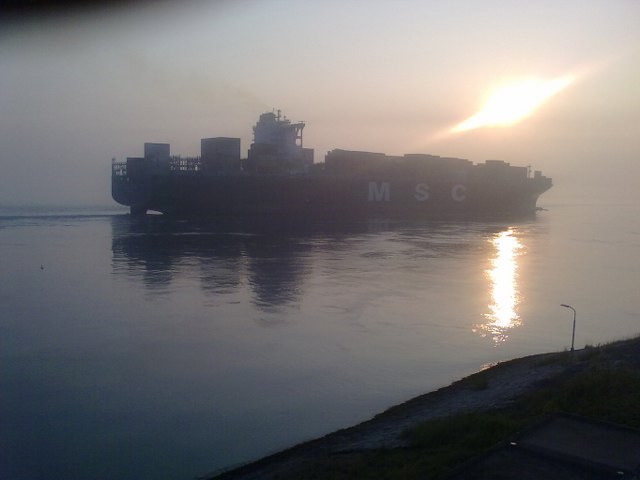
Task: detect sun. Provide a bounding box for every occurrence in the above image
[451,75,575,133]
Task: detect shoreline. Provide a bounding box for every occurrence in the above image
[207,347,588,479]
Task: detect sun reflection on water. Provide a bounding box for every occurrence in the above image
[477,229,523,343]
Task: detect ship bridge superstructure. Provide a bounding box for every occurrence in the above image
[253,109,305,155]
[246,110,314,174]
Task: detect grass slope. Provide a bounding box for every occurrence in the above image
[214,337,640,480]
[264,338,640,479]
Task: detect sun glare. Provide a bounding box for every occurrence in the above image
[476,229,523,344]
[452,75,575,133]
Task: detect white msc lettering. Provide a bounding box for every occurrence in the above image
[414,183,429,201]
[368,182,390,201]
[451,184,467,202]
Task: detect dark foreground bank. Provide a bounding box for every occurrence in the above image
[206,336,640,479]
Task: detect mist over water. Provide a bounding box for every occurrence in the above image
[1,203,638,479]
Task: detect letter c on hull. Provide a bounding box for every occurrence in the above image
[452,184,467,202]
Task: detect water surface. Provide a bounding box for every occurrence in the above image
[1,203,638,479]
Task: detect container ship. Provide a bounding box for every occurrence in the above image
[112,111,552,218]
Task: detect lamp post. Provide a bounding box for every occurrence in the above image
[560,304,576,351]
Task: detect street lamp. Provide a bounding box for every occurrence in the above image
[560,304,576,351]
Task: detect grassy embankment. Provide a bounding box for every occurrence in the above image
[281,337,640,479]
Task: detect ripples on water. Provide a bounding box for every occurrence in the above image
[1,205,639,479]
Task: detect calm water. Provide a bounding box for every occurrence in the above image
[1,203,639,479]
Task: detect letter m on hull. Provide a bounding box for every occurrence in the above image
[368,182,390,201]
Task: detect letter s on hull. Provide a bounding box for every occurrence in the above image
[414,183,429,201]
[368,182,390,201]
[452,184,467,202]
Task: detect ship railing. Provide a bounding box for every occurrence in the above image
[112,159,127,177]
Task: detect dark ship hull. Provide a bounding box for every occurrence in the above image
[111,111,552,218]
[112,173,550,218]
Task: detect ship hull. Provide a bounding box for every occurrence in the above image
[112,173,549,219]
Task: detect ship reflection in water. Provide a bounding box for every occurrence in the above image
[110,216,315,313]
[477,229,523,343]
[111,216,530,338]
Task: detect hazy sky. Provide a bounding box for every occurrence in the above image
[1,0,639,206]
